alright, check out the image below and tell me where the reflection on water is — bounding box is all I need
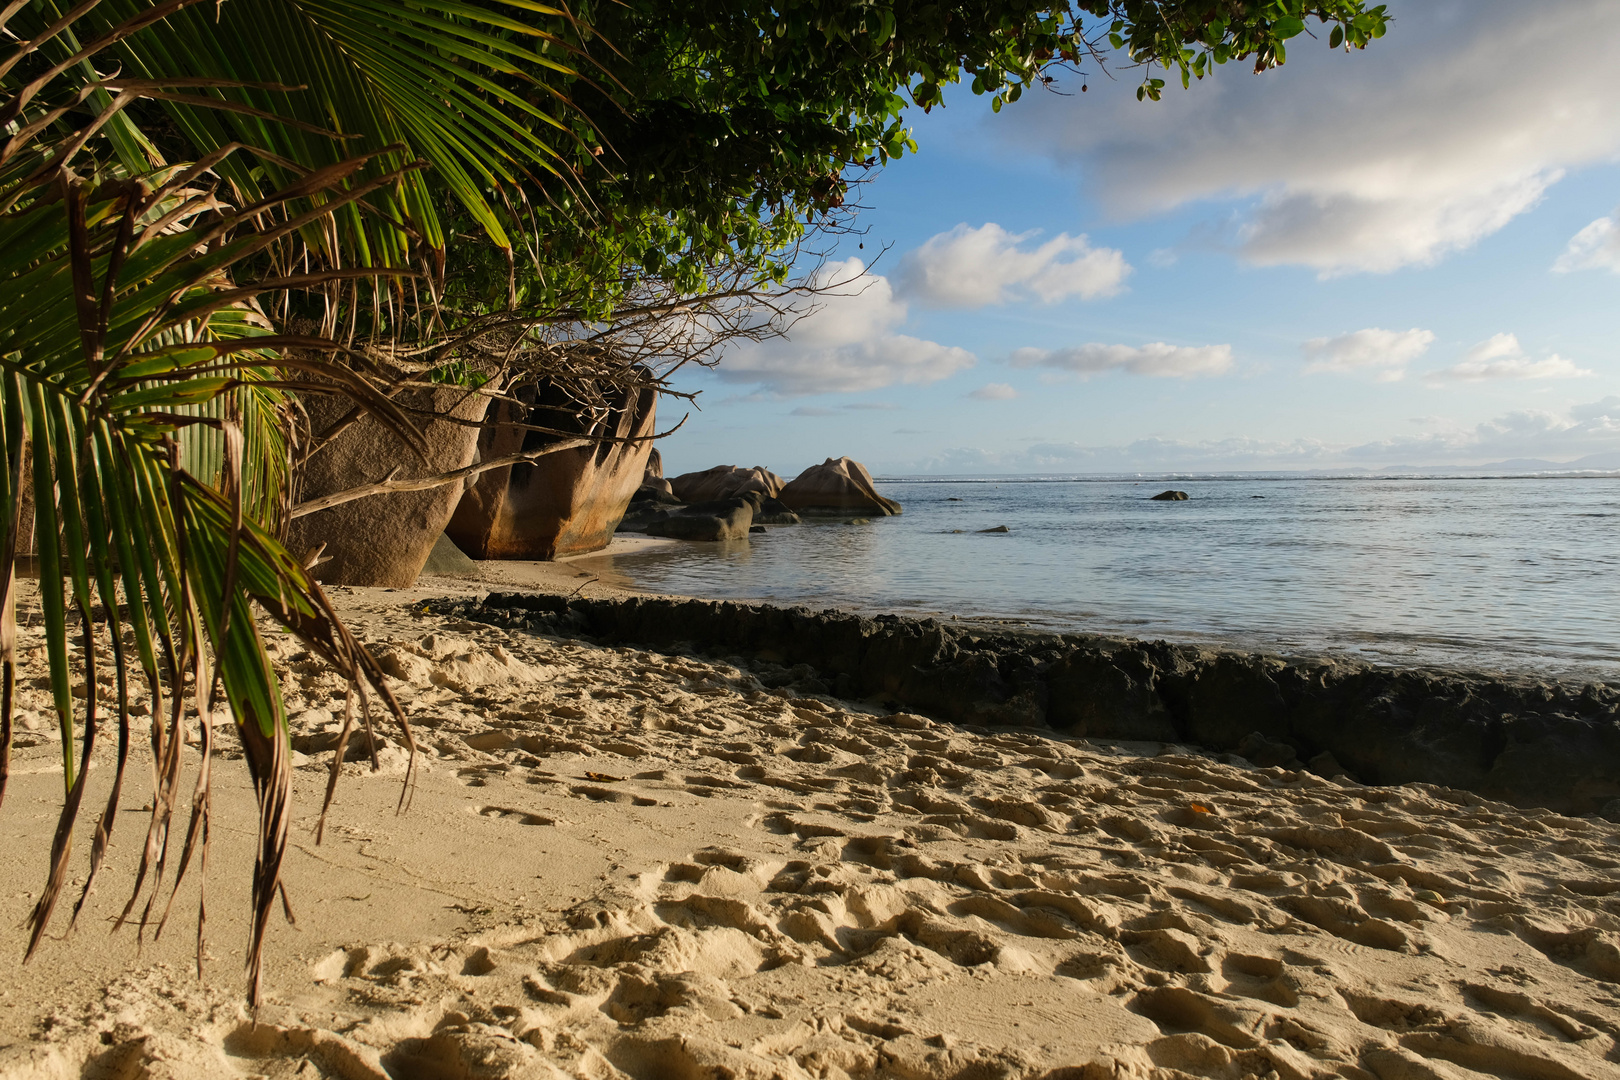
[568,476,1620,680]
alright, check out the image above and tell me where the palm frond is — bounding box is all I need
[0,66,422,1007]
[57,0,603,263]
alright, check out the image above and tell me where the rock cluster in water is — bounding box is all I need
[618,456,897,541]
[443,591,1620,815]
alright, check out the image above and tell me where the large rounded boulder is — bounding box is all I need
[447,380,656,560]
[288,385,492,587]
[778,457,901,516]
[669,464,784,503]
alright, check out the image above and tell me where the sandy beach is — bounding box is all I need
[2,548,1619,1079]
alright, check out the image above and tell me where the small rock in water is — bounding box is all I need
[1150,489,1189,501]
[946,497,963,501]
[977,525,1009,533]
[754,496,801,525]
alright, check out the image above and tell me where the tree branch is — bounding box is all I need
[288,439,593,518]
[288,410,687,518]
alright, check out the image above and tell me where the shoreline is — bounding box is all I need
[449,535,1620,689]
[2,573,1619,1078]
[408,539,1620,817]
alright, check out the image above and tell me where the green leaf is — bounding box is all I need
[1272,16,1307,39]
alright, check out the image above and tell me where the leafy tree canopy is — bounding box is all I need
[450,1,1390,319]
[44,1,1389,327]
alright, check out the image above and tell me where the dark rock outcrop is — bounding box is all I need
[1150,490,1190,501]
[669,465,784,503]
[754,497,801,526]
[616,489,684,533]
[289,386,491,587]
[446,381,655,561]
[779,457,901,516]
[643,496,755,542]
[445,592,1620,815]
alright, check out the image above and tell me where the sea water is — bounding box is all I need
[578,475,1620,681]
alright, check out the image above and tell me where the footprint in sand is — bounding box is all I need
[475,805,554,826]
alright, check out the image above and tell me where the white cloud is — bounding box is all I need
[1427,333,1593,383]
[912,397,1620,473]
[790,406,837,417]
[998,0,1620,275]
[970,382,1019,400]
[897,223,1130,308]
[1554,210,1620,273]
[716,257,975,396]
[1302,328,1435,382]
[1011,342,1233,379]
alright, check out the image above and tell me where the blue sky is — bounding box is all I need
[657,0,1620,478]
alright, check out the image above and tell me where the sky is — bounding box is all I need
[656,0,1620,479]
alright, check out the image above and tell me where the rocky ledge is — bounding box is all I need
[427,592,1620,816]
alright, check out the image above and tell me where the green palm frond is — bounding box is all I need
[0,1,474,1003]
[0,156,423,1002]
[44,0,604,264]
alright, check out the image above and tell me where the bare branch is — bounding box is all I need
[289,439,594,518]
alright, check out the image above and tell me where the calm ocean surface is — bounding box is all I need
[576,475,1620,682]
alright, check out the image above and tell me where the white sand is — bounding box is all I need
[1,573,1618,1079]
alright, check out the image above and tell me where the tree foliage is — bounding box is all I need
[447,0,1392,323]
